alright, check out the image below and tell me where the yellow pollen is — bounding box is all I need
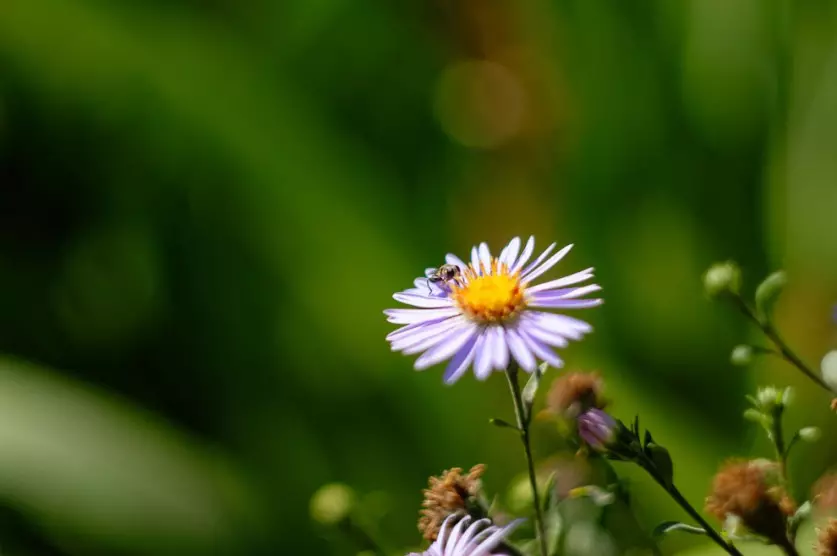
[451,259,527,323]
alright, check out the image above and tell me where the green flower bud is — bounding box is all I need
[310,483,356,525]
[799,427,821,442]
[781,386,794,406]
[743,408,765,424]
[821,350,837,392]
[731,345,754,366]
[756,386,780,409]
[755,270,787,321]
[703,261,742,299]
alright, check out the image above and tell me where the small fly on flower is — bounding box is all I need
[426,263,462,293]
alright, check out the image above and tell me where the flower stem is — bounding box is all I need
[640,459,743,556]
[504,367,548,556]
[733,296,831,392]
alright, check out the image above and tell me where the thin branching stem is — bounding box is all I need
[504,367,548,556]
[732,295,831,392]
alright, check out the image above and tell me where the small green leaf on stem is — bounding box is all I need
[647,443,674,488]
[743,408,765,424]
[489,417,519,431]
[789,501,812,538]
[521,363,546,424]
[652,521,707,538]
[755,270,787,322]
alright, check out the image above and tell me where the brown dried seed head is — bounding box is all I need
[418,464,485,541]
[546,371,606,418]
[813,473,837,513]
[705,459,792,545]
[816,518,837,556]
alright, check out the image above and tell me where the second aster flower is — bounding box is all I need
[385,237,602,383]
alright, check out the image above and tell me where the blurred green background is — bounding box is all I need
[1,0,837,554]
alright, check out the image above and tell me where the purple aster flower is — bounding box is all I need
[408,514,524,556]
[577,408,617,452]
[385,237,602,383]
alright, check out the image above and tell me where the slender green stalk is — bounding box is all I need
[769,406,790,487]
[733,296,831,392]
[640,457,743,556]
[504,367,548,556]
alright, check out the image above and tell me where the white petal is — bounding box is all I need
[529,311,592,340]
[491,326,509,370]
[443,334,480,384]
[414,324,478,370]
[506,328,536,371]
[445,253,468,270]
[520,242,556,277]
[526,268,595,293]
[519,328,564,368]
[384,307,460,324]
[470,520,525,556]
[391,317,467,353]
[523,320,570,348]
[499,237,520,267]
[392,292,454,308]
[473,330,493,380]
[522,244,573,283]
[478,242,492,274]
[511,236,536,273]
[471,245,481,270]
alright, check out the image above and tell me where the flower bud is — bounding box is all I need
[822,350,837,392]
[703,261,741,299]
[577,408,617,452]
[800,427,821,443]
[310,483,356,525]
[755,271,787,321]
[756,386,780,410]
[731,345,754,366]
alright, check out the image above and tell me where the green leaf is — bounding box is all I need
[647,443,674,487]
[789,501,811,537]
[544,504,563,556]
[541,472,559,512]
[743,408,764,423]
[489,417,519,431]
[755,270,787,322]
[522,363,545,424]
[652,521,707,538]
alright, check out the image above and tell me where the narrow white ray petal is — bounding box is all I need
[478,242,492,274]
[391,317,467,353]
[499,237,520,266]
[520,242,556,277]
[521,244,573,283]
[392,292,454,308]
[471,245,480,270]
[518,327,564,368]
[529,298,604,309]
[473,330,493,380]
[384,307,460,324]
[511,235,536,273]
[505,328,536,371]
[386,315,453,341]
[491,326,509,370]
[443,334,480,384]
[531,284,601,299]
[526,268,595,293]
[414,324,478,370]
[524,322,570,347]
[445,253,468,270]
[470,520,525,556]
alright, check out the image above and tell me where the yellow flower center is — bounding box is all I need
[451,259,527,323]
